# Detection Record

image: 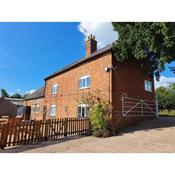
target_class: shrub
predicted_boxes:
[92,128,110,138]
[80,90,112,137]
[90,100,111,130]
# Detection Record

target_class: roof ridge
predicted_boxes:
[25,86,44,100]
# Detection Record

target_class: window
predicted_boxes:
[144,80,152,92]
[78,104,89,118]
[32,104,40,113]
[51,84,59,95]
[50,105,56,117]
[79,75,90,89]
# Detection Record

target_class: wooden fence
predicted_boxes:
[0,117,90,150]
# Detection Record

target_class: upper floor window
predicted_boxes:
[144,80,152,92]
[50,104,56,117]
[78,104,89,118]
[51,84,59,95]
[79,75,90,89]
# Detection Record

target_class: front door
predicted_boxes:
[25,106,31,120]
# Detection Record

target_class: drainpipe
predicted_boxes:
[104,66,116,103]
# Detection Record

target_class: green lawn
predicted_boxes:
[159,110,175,117]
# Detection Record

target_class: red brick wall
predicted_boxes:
[25,98,44,120]
[111,57,155,131]
[44,51,112,119]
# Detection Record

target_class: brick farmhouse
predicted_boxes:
[25,35,157,131]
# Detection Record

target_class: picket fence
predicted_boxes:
[0,117,90,149]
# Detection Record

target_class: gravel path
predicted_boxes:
[1,117,175,153]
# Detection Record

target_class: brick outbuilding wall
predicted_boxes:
[25,98,44,120]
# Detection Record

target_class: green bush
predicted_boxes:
[90,101,111,131]
[80,90,112,137]
[92,128,110,138]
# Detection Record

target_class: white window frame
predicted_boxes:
[78,104,89,118]
[50,104,56,117]
[32,104,40,113]
[51,84,59,95]
[79,75,90,89]
[144,80,152,92]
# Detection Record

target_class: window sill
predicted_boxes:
[145,90,153,93]
[79,87,90,90]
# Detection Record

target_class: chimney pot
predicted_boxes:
[86,34,97,56]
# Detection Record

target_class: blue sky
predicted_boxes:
[0,22,86,95]
[0,22,174,95]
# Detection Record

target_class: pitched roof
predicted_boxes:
[45,44,113,80]
[25,87,44,100]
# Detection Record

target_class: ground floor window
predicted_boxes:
[31,104,40,113]
[78,104,89,118]
[50,104,56,117]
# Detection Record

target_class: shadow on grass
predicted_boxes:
[0,135,86,153]
[119,116,175,135]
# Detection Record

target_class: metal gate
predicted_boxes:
[121,93,159,117]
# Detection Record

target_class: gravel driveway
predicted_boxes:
[1,117,175,153]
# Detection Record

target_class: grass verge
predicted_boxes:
[159,109,175,117]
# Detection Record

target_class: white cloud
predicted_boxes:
[26,89,36,94]
[78,22,118,48]
[154,76,175,89]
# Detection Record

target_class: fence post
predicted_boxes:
[64,118,68,137]
[88,118,91,131]
[0,123,8,150]
[31,120,35,143]
[44,120,48,141]
[141,100,143,117]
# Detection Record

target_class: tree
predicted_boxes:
[169,83,175,90]
[112,22,175,80]
[156,84,175,111]
[11,93,22,99]
[0,88,9,97]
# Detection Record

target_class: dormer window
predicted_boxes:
[79,75,90,89]
[51,84,59,95]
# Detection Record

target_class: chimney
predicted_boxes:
[86,34,97,56]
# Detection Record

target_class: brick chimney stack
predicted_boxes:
[86,34,97,56]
